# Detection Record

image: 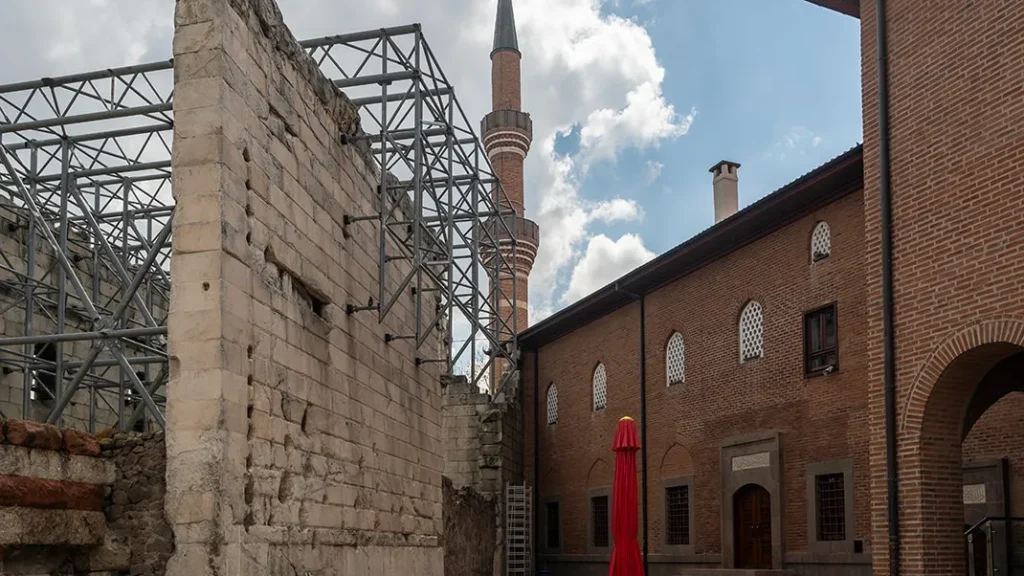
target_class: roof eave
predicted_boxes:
[519,144,865,350]
[805,0,860,18]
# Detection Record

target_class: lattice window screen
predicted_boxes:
[811,221,832,262]
[739,301,764,362]
[666,332,685,385]
[546,384,558,425]
[593,364,607,411]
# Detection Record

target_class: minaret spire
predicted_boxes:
[493,0,520,55]
[482,0,539,390]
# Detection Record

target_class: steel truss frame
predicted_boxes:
[0,24,519,431]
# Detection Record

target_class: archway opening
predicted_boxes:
[914,343,1024,575]
[961,351,1024,576]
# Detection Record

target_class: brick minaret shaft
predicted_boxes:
[482,0,538,387]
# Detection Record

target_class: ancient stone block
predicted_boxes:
[0,475,104,511]
[4,419,63,451]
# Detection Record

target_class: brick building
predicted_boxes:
[518,1,1024,575]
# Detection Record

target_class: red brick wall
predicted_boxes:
[962,392,1024,517]
[529,301,643,553]
[526,189,869,557]
[859,1,1024,573]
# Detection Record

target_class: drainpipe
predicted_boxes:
[533,349,540,567]
[614,284,648,574]
[875,0,900,573]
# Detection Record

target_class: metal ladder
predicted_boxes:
[506,483,532,576]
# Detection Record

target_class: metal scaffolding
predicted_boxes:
[0,24,518,431]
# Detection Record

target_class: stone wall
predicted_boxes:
[0,197,169,431]
[79,431,174,576]
[442,477,495,576]
[0,421,172,576]
[441,376,525,576]
[166,0,444,574]
[0,418,110,574]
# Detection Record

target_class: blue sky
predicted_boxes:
[535,0,862,315]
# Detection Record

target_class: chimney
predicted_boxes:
[709,160,740,224]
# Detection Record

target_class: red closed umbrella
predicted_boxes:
[608,416,644,576]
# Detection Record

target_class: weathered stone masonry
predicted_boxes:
[167,0,444,574]
[0,419,171,576]
[441,375,524,576]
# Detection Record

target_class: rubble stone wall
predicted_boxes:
[442,476,495,576]
[0,421,172,576]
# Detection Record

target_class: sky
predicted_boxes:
[0,0,862,325]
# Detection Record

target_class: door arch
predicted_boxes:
[734,483,772,569]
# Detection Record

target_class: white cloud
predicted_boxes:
[578,83,695,167]
[0,0,692,323]
[767,125,823,161]
[645,160,664,184]
[588,198,643,223]
[563,233,655,304]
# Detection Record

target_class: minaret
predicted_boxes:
[482,0,538,387]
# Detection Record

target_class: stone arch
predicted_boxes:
[658,442,693,479]
[899,317,1024,439]
[587,458,612,488]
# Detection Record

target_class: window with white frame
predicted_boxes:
[546,384,559,425]
[811,221,831,262]
[739,301,764,362]
[666,332,685,386]
[593,363,607,411]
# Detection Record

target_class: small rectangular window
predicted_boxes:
[804,304,838,375]
[665,485,690,546]
[592,495,609,548]
[816,473,846,541]
[545,501,560,550]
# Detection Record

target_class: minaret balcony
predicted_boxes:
[481,109,533,141]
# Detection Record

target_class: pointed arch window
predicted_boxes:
[811,221,832,262]
[546,384,559,425]
[739,301,764,362]
[666,332,685,386]
[592,363,607,411]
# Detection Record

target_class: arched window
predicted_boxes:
[666,332,685,386]
[739,301,764,362]
[593,363,607,411]
[546,384,559,425]
[811,221,831,262]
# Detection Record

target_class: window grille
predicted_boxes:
[666,485,690,545]
[666,332,685,386]
[739,301,764,362]
[804,304,838,375]
[546,384,558,425]
[816,473,846,541]
[811,221,831,262]
[592,495,610,548]
[593,364,607,411]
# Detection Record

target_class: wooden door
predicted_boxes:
[734,484,772,569]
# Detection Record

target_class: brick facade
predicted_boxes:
[520,2,1024,576]
[858,0,1024,574]
[524,179,877,575]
